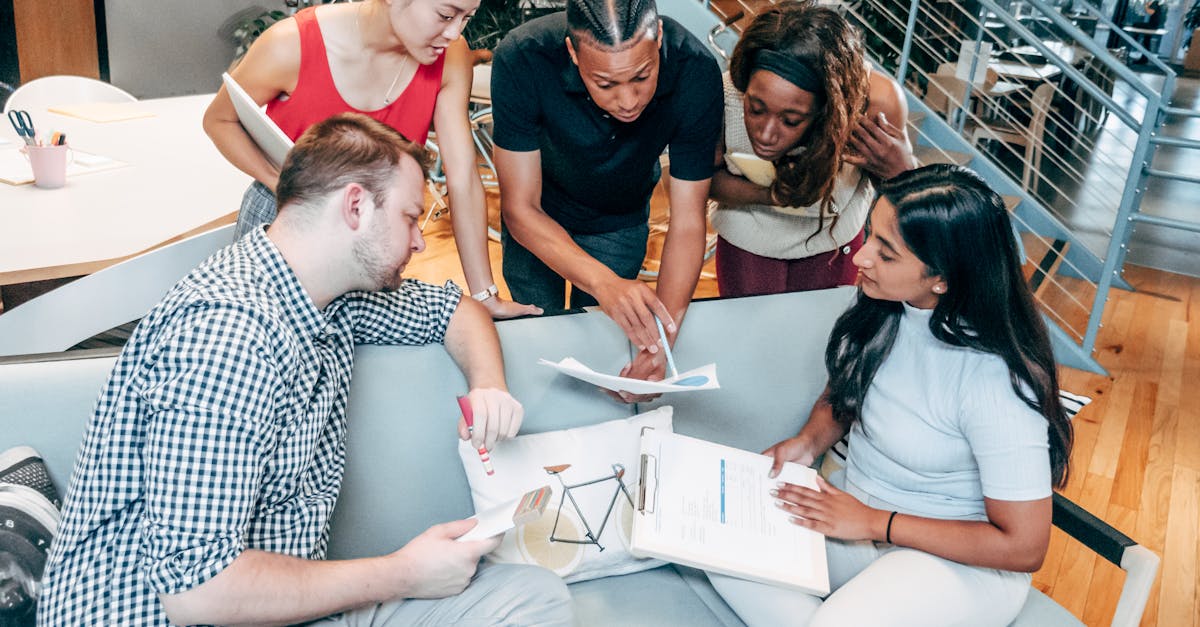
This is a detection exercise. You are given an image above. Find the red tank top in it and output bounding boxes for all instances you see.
[267,7,444,145]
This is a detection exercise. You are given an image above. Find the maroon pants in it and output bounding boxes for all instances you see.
[715,231,864,298]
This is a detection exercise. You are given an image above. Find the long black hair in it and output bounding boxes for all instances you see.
[825,164,1073,488]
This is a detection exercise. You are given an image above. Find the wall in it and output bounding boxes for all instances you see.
[103,0,265,98]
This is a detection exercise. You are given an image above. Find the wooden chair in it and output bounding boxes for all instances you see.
[968,82,1057,192]
[924,62,999,119]
[0,224,234,357]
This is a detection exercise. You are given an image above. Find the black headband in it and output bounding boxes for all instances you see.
[753,50,824,97]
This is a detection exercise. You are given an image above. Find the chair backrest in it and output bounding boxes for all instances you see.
[1028,82,1056,137]
[927,63,998,117]
[0,224,235,357]
[3,76,136,113]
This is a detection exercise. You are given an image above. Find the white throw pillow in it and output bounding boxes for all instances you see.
[458,407,673,582]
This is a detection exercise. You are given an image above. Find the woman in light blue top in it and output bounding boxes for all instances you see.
[709,164,1074,626]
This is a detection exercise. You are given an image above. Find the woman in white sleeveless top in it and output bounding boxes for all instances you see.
[710,1,915,297]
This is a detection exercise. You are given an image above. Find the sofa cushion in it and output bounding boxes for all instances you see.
[458,408,672,582]
[0,351,118,492]
[644,288,856,453]
[328,310,639,560]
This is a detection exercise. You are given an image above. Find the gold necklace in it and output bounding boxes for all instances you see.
[356,3,410,107]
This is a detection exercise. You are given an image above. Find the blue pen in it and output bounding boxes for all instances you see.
[653,316,680,379]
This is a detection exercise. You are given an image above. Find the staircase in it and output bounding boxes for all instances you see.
[673,0,1200,375]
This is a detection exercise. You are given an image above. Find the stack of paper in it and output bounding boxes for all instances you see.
[538,357,719,394]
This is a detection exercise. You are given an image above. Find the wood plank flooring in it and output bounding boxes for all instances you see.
[406,184,1198,627]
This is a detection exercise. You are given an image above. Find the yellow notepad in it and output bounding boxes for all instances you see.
[726,151,776,187]
[47,102,155,123]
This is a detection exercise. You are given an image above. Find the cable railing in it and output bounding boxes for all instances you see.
[848,0,1140,224]
[702,0,1195,368]
[849,0,1195,358]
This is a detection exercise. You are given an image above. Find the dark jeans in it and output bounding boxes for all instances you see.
[501,220,650,312]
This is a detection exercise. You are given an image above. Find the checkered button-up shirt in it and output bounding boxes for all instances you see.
[38,230,462,626]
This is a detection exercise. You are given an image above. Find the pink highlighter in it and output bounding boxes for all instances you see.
[457,396,495,476]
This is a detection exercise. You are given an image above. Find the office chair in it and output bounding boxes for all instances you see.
[3,76,135,113]
[0,224,234,357]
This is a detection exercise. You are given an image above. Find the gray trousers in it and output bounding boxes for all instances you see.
[234,181,277,241]
[309,564,573,627]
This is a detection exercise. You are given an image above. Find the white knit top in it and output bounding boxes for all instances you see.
[845,302,1053,520]
[711,73,874,260]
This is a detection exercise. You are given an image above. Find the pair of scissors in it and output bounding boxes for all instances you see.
[7,110,36,146]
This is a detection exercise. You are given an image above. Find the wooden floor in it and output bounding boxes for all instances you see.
[406,185,1198,627]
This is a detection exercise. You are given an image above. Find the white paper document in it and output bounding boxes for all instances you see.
[456,485,552,542]
[0,148,126,186]
[631,429,829,595]
[538,357,720,394]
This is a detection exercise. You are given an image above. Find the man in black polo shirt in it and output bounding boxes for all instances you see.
[491,0,721,396]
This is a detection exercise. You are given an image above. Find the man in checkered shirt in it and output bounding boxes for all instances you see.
[37,114,572,626]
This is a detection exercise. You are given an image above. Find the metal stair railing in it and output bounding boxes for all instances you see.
[698,0,1195,373]
[840,0,1188,373]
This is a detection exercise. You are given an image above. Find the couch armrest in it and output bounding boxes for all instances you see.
[1051,493,1159,627]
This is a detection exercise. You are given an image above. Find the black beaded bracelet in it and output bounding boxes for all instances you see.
[885,511,898,544]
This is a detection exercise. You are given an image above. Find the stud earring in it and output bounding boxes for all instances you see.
[933,285,946,294]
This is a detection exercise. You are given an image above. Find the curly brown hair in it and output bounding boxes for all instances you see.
[730,0,870,228]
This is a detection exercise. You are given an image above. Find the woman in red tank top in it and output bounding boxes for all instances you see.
[203,0,541,319]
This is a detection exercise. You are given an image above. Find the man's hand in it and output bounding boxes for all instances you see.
[387,519,502,599]
[607,348,666,404]
[457,388,523,450]
[845,111,916,181]
[482,295,544,320]
[591,276,675,354]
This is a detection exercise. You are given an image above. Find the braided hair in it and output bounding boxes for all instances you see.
[730,0,870,236]
[567,0,659,51]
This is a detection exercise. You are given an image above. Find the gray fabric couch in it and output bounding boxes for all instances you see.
[0,288,1156,626]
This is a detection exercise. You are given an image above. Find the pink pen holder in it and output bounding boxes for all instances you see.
[24,144,72,189]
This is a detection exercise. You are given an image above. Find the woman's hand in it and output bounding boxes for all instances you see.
[772,475,890,541]
[481,295,543,320]
[762,435,819,477]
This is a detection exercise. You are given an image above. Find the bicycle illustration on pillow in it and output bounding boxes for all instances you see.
[515,462,637,576]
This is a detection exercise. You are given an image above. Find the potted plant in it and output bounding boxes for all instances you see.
[222,1,323,66]
[464,0,563,51]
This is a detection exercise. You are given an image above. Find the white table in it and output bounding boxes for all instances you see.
[0,94,250,285]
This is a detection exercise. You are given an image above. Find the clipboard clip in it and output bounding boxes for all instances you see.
[637,425,659,515]
[637,453,657,514]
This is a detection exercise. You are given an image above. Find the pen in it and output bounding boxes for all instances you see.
[654,316,680,379]
[457,395,495,476]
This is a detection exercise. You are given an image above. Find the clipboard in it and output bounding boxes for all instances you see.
[632,428,829,596]
[222,72,294,169]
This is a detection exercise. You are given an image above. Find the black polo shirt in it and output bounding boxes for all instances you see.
[491,12,722,234]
